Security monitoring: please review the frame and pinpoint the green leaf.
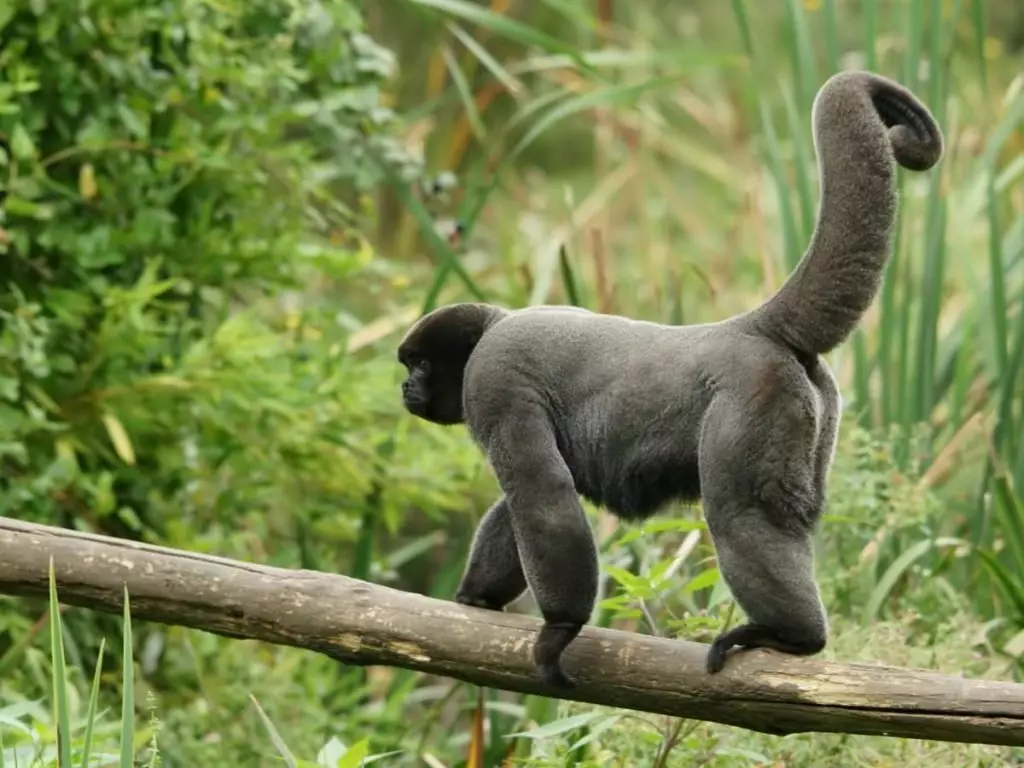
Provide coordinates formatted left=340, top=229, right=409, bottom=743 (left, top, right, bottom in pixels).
left=507, top=711, right=606, bottom=739
left=0, top=4, right=16, bottom=33
left=9, top=123, right=35, bottom=159
left=120, top=587, right=135, bottom=768
left=510, top=74, right=683, bottom=159
left=316, top=736, right=348, bottom=767
left=447, top=22, right=525, bottom=100
left=336, top=738, right=370, bottom=768
left=641, top=518, right=706, bottom=535
left=116, top=102, right=147, bottom=138
left=567, top=714, right=622, bottom=752
left=0, top=377, right=17, bottom=401
left=251, top=694, right=298, bottom=768
left=48, top=559, right=73, bottom=768
left=684, top=567, right=721, bottom=594
left=407, top=0, right=594, bottom=67
left=3, top=195, right=55, bottom=220
left=604, top=564, right=643, bottom=590
left=864, top=537, right=963, bottom=621
left=80, top=637, right=106, bottom=768
left=102, top=411, right=137, bottom=466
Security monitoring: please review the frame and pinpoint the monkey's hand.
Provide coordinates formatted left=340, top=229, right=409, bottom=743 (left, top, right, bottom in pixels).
left=456, top=596, right=580, bottom=687
left=705, top=637, right=730, bottom=674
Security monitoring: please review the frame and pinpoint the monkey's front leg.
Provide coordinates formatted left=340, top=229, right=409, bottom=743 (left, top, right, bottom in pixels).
left=514, top=495, right=598, bottom=690
left=455, top=496, right=528, bottom=611
left=486, top=417, right=598, bottom=690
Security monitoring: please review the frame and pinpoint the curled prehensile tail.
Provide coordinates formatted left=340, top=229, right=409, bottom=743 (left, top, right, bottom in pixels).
left=738, top=70, right=944, bottom=357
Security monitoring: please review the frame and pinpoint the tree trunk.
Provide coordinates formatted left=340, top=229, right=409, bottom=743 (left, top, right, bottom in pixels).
left=1, top=517, right=1023, bottom=746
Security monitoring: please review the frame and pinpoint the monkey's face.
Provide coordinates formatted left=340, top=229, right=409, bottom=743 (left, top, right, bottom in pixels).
left=398, top=345, right=465, bottom=426
left=397, top=305, right=496, bottom=426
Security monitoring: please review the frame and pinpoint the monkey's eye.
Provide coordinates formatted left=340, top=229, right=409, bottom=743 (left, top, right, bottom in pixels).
left=400, top=354, right=429, bottom=374
left=398, top=350, right=418, bottom=370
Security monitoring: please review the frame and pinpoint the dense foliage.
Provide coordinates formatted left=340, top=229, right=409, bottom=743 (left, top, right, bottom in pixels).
left=1, top=0, right=1022, bottom=765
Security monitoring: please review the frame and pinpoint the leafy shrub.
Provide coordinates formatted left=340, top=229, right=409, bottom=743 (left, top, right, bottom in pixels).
left=0, top=0, right=424, bottom=555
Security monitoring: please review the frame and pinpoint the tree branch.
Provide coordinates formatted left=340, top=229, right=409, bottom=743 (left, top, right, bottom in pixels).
left=1, top=517, right=1022, bottom=746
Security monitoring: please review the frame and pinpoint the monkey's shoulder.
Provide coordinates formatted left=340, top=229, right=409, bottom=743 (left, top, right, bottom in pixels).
left=468, top=309, right=603, bottom=365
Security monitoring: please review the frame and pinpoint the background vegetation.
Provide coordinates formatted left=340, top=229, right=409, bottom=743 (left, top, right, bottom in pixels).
left=0, top=0, right=1022, bottom=765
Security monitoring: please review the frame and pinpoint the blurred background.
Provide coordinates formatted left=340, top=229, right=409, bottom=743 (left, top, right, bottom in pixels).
left=0, top=0, right=1022, bottom=765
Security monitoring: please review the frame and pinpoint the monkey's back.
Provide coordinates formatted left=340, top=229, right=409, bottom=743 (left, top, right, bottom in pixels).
left=463, top=308, right=717, bottom=520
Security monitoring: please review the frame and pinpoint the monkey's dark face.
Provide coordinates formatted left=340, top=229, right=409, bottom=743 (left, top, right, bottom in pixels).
left=398, top=338, right=466, bottom=426
left=397, top=304, right=499, bottom=426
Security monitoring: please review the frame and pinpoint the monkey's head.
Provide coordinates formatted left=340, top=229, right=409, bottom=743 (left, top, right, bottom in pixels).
left=397, top=302, right=509, bottom=425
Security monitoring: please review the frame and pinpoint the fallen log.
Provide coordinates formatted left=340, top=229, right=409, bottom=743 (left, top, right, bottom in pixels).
left=1, top=516, right=1022, bottom=746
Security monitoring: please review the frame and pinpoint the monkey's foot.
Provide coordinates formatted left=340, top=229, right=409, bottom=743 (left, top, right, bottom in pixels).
left=706, top=622, right=827, bottom=674
left=539, top=663, right=577, bottom=690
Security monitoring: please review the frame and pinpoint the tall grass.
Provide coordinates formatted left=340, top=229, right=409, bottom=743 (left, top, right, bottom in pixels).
left=772, top=1, right=1024, bottom=647
left=358, top=0, right=1024, bottom=758
left=384, top=0, right=1022, bottom=608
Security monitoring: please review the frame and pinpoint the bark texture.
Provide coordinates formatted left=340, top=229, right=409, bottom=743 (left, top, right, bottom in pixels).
left=2, top=517, right=1023, bottom=746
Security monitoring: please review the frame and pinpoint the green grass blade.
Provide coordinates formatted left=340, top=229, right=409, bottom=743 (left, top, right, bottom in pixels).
left=895, top=203, right=915, bottom=456
left=510, top=74, right=684, bottom=160
left=993, top=288, right=1024, bottom=463
left=730, top=0, right=756, bottom=63
left=420, top=165, right=506, bottom=313
left=782, top=0, right=817, bottom=113
left=366, top=143, right=487, bottom=304
left=509, top=47, right=740, bottom=79
left=441, top=44, right=485, bottom=141
left=48, top=560, right=72, bottom=768
left=407, top=0, right=601, bottom=76
left=0, top=608, right=49, bottom=680
left=878, top=187, right=905, bottom=426
left=913, top=176, right=947, bottom=421
left=992, top=478, right=1024, bottom=577
left=927, top=0, right=944, bottom=110
left=941, top=0, right=965, bottom=64
left=120, top=588, right=135, bottom=768
left=979, top=91, right=1024, bottom=170
left=987, top=170, right=1010, bottom=379
left=863, top=0, right=878, bottom=70
left=901, top=0, right=923, bottom=92
left=822, top=0, right=840, bottom=73
left=250, top=695, right=298, bottom=768
left=447, top=22, right=525, bottom=101
left=865, top=537, right=963, bottom=621
left=970, top=0, right=988, bottom=91
left=557, top=245, right=584, bottom=307
left=945, top=314, right=977, bottom=432
left=80, top=637, right=106, bottom=768
left=976, top=547, right=1024, bottom=620
left=851, top=331, right=872, bottom=426
left=535, top=0, right=596, bottom=28
left=758, top=100, right=801, bottom=272
left=352, top=437, right=396, bottom=582
left=780, top=83, right=815, bottom=243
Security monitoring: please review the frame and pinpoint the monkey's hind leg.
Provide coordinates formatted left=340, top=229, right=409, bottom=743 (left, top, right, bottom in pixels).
left=699, top=385, right=829, bottom=674
left=704, top=515, right=827, bottom=673
left=455, top=496, right=528, bottom=611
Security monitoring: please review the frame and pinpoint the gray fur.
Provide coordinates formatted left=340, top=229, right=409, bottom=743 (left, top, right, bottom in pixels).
left=396, top=71, right=942, bottom=687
